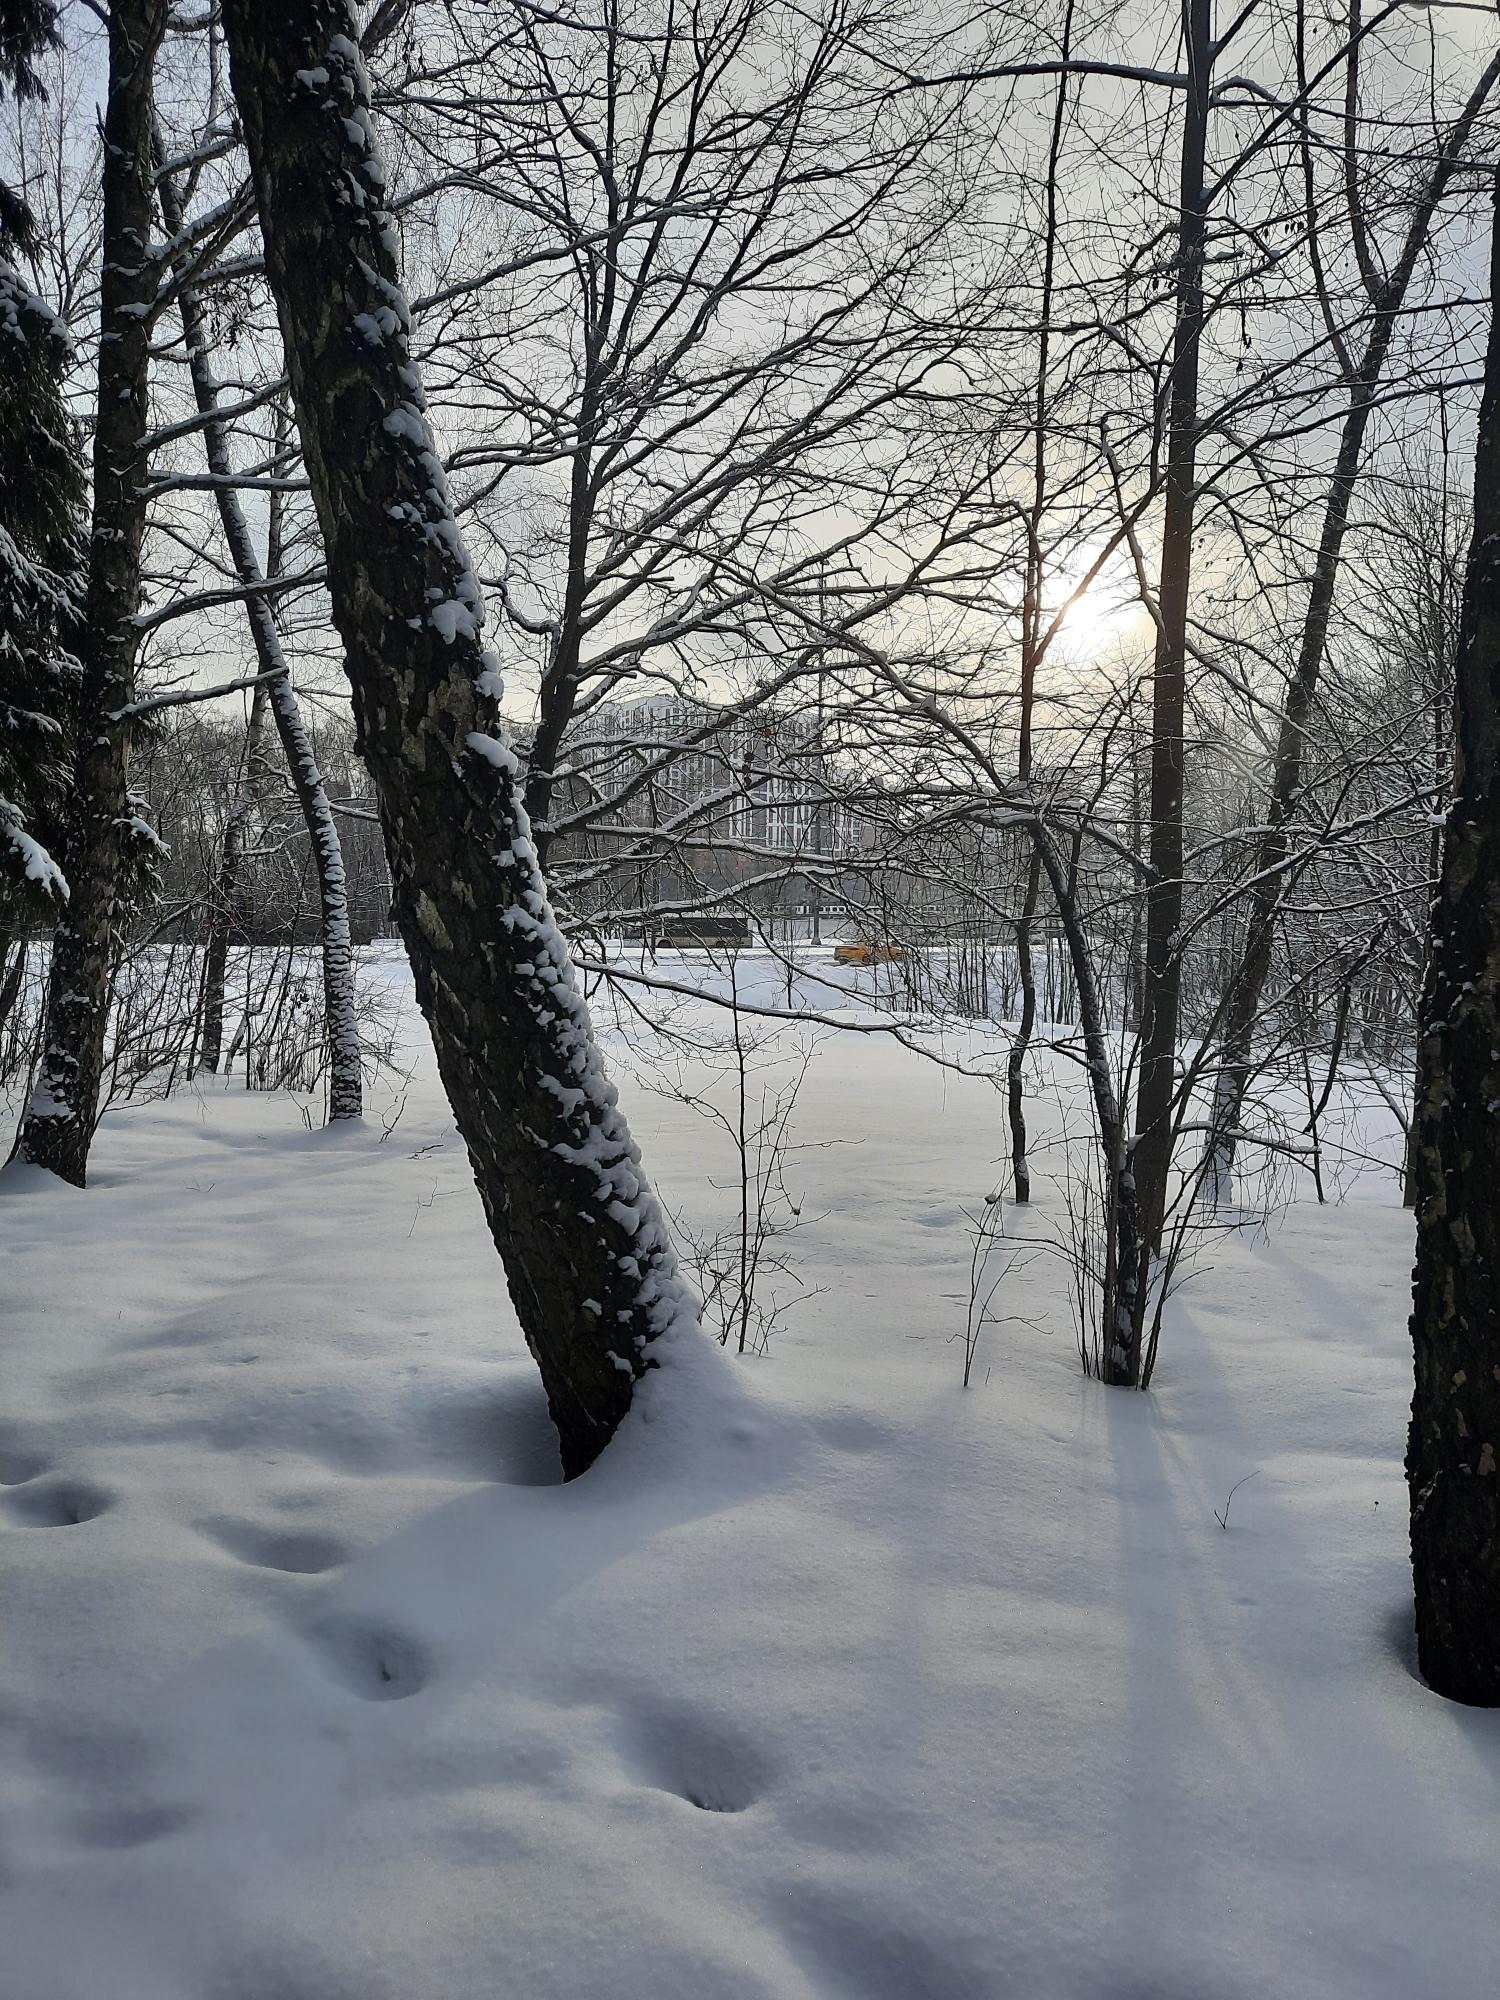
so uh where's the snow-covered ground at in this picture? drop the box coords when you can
[1,952,1494,2000]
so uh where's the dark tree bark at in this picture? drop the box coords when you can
[218,0,696,1474]
[1007,847,1040,1205]
[1009,1,1074,1208]
[1031,826,1143,1377]
[1407,164,1500,1708]
[1127,0,1212,1326]
[14,0,166,1183]
[1203,46,1500,1208]
[158,152,363,1120]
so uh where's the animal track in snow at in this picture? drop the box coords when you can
[615,1698,774,1813]
[0,1444,49,1486]
[300,1613,432,1701]
[3,1477,113,1527]
[410,1372,564,1486]
[195,1516,350,1575]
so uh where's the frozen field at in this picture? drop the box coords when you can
[0,952,1494,2000]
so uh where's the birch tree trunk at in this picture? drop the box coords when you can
[14,0,166,1184]
[158,155,363,1120]
[218,0,696,1474]
[198,679,270,1076]
[1407,163,1500,1708]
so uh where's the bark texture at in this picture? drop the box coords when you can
[219,0,695,1474]
[15,0,166,1183]
[1407,166,1500,1707]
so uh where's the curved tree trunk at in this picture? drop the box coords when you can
[15,0,167,1184]
[1407,163,1500,1708]
[219,0,696,1474]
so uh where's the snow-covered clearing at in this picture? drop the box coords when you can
[1,951,1494,1999]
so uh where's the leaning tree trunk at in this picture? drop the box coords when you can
[14,0,166,1184]
[1203,46,1500,1208]
[1407,163,1500,1708]
[158,155,362,1120]
[1128,0,1212,1307]
[218,0,696,1474]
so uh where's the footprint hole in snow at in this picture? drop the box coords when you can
[618,1701,773,1814]
[3,1478,114,1527]
[302,1615,432,1702]
[684,1786,746,1814]
[0,1446,49,1485]
[411,1372,563,1486]
[196,1516,350,1575]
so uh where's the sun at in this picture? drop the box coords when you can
[1046,560,1142,658]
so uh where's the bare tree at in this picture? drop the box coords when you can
[158,114,364,1120]
[14,0,166,1183]
[218,0,697,1475]
[1124,0,1213,1357]
[1203,33,1500,1208]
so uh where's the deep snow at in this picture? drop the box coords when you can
[0,951,1495,2000]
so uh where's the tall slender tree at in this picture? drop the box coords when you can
[157,139,363,1122]
[1124,0,1213,1374]
[14,0,168,1181]
[1008,0,1076,1209]
[1407,159,1500,1708]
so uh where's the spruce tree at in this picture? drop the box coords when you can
[0,0,85,908]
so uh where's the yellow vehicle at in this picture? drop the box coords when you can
[832,942,906,965]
